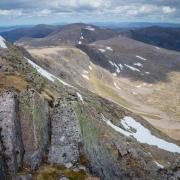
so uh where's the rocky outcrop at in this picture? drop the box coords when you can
[48,95,82,167]
[0,91,24,173]
[19,89,49,170]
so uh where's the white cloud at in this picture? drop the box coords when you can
[0,9,23,16]
[162,6,176,14]
[50,0,109,9]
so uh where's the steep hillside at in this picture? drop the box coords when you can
[121,26,180,52]
[1,37,180,180]
[26,34,180,141]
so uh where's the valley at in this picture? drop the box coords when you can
[0,22,180,180]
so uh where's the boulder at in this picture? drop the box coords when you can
[48,95,82,166]
[0,91,24,172]
[19,89,49,170]
[12,174,33,180]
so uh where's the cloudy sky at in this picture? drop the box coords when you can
[0,0,179,25]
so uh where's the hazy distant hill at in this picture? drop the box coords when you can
[121,26,180,51]
[0,24,60,42]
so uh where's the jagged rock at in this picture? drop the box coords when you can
[19,89,49,170]
[12,174,33,180]
[114,141,127,156]
[48,95,82,166]
[0,91,24,173]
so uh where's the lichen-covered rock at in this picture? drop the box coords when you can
[48,95,82,166]
[19,89,49,170]
[12,174,33,180]
[0,91,24,173]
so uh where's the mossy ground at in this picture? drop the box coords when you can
[34,165,87,180]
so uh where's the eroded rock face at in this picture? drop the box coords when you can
[19,89,49,170]
[48,95,82,166]
[0,91,24,173]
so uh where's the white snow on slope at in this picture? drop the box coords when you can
[78,41,82,45]
[114,63,120,73]
[83,70,89,74]
[0,36,7,49]
[25,57,72,87]
[82,74,89,80]
[106,46,113,51]
[124,64,140,72]
[118,64,124,70]
[109,61,114,66]
[134,62,143,67]
[80,33,84,40]
[102,115,180,153]
[155,46,160,50]
[89,65,92,70]
[112,73,117,77]
[85,26,95,31]
[76,92,84,104]
[98,49,106,53]
[114,82,121,90]
[136,55,147,61]
[154,161,164,169]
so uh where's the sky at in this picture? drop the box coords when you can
[0,0,179,26]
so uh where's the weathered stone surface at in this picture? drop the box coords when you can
[48,95,82,165]
[0,155,6,180]
[0,91,24,172]
[19,89,49,170]
[12,174,33,180]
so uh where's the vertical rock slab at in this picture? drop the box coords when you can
[19,89,49,170]
[48,95,82,166]
[0,91,24,173]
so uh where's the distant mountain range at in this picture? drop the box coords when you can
[0,24,61,42]
[119,26,180,51]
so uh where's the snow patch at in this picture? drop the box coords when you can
[83,70,89,74]
[124,64,140,72]
[136,55,147,61]
[76,92,84,104]
[134,62,143,67]
[112,73,117,77]
[80,33,84,40]
[155,46,160,50]
[78,41,82,45]
[106,46,113,51]
[85,26,95,31]
[0,36,7,49]
[102,115,180,153]
[114,82,121,90]
[82,74,89,80]
[145,72,150,74]
[89,65,92,70]
[98,49,106,53]
[118,64,124,70]
[25,57,72,87]
[154,161,164,169]
[109,61,114,66]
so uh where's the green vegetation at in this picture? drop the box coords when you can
[34,165,87,180]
